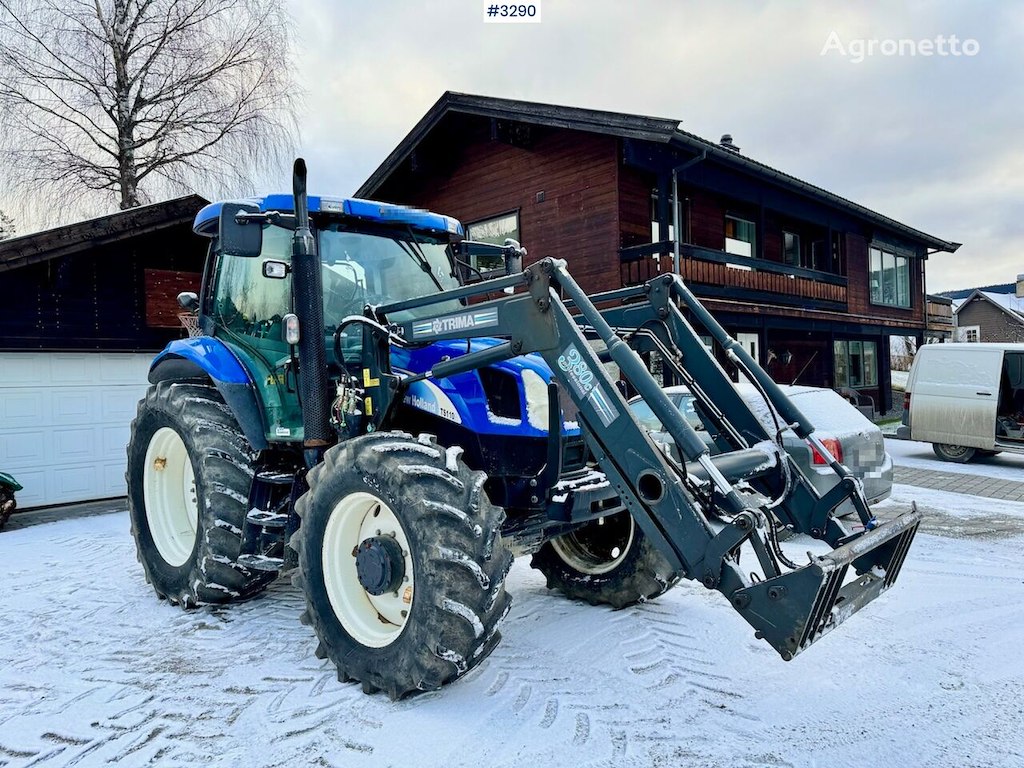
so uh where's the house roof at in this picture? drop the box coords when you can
[954,289,1024,324]
[939,282,1015,300]
[0,194,208,274]
[357,91,961,254]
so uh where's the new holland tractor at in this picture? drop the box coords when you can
[126,160,921,699]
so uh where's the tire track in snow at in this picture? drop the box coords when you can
[0,517,385,766]
[4,514,1023,767]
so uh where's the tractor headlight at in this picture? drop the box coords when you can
[521,368,550,431]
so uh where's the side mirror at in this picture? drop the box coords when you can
[503,238,526,275]
[220,201,263,257]
[177,291,199,311]
[454,239,527,280]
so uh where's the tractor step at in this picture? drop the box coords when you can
[246,509,289,528]
[238,553,284,572]
[732,504,922,660]
[255,470,295,485]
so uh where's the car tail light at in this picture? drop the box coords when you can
[903,392,911,413]
[810,437,843,465]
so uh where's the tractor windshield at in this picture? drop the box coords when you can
[318,225,462,324]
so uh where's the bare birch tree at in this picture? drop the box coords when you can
[0,208,13,239]
[0,0,299,217]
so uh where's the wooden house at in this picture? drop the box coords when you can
[954,290,1024,343]
[357,92,961,415]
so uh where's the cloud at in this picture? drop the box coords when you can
[3,0,1018,293]
[286,1,1021,293]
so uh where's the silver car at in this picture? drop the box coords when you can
[628,384,893,515]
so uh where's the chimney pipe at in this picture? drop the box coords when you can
[720,134,740,153]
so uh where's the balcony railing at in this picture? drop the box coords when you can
[925,296,953,325]
[621,241,847,308]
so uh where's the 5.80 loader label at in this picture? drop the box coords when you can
[557,343,618,427]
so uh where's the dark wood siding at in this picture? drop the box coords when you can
[618,164,652,250]
[688,192,726,251]
[377,122,622,294]
[1,225,204,351]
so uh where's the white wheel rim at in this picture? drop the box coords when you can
[551,514,635,575]
[322,491,414,648]
[143,427,199,567]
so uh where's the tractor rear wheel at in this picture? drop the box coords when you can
[531,511,678,609]
[127,382,276,607]
[293,432,512,699]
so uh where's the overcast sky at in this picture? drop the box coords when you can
[283,0,1020,293]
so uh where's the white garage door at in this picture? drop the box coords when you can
[0,352,153,508]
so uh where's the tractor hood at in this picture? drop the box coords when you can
[392,338,582,438]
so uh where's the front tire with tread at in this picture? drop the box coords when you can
[531,512,678,609]
[127,382,275,607]
[293,432,512,700]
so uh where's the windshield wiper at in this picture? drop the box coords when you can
[396,230,446,294]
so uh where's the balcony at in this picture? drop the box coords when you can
[620,241,847,309]
[926,294,954,339]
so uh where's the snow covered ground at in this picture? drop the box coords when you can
[886,437,1024,481]
[2,476,1023,766]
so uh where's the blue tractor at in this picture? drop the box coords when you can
[127,161,921,699]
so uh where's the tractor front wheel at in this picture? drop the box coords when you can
[293,432,512,699]
[531,511,678,609]
[127,382,276,607]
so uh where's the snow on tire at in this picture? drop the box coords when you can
[127,382,276,607]
[531,511,678,609]
[292,432,513,700]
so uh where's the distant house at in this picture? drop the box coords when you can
[953,290,1024,343]
[0,196,208,507]
[358,92,960,414]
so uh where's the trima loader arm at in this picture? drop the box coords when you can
[366,258,920,660]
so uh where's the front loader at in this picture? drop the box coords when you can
[126,159,919,698]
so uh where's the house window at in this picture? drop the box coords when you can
[959,325,980,343]
[834,339,878,388]
[811,239,826,271]
[783,231,801,266]
[725,214,756,258]
[649,192,685,243]
[466,211,520,272]
[869,245,912,308]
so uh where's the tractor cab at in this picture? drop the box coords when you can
[188,196,510,444]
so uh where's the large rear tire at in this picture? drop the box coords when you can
[293,432,512,699]
[530,511,678,609]
[127,382,276,607]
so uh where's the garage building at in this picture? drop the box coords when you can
[0,197,207,507]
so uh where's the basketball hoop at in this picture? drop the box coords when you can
[178,312,202,337]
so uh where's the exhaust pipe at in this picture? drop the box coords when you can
[290,158,332,467]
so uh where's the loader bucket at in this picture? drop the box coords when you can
[732,504,921,659]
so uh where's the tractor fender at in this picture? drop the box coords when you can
[148,337,269,450]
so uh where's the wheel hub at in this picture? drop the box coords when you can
[354,535,406,596]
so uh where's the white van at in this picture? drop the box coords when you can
[897,342,1024,462]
